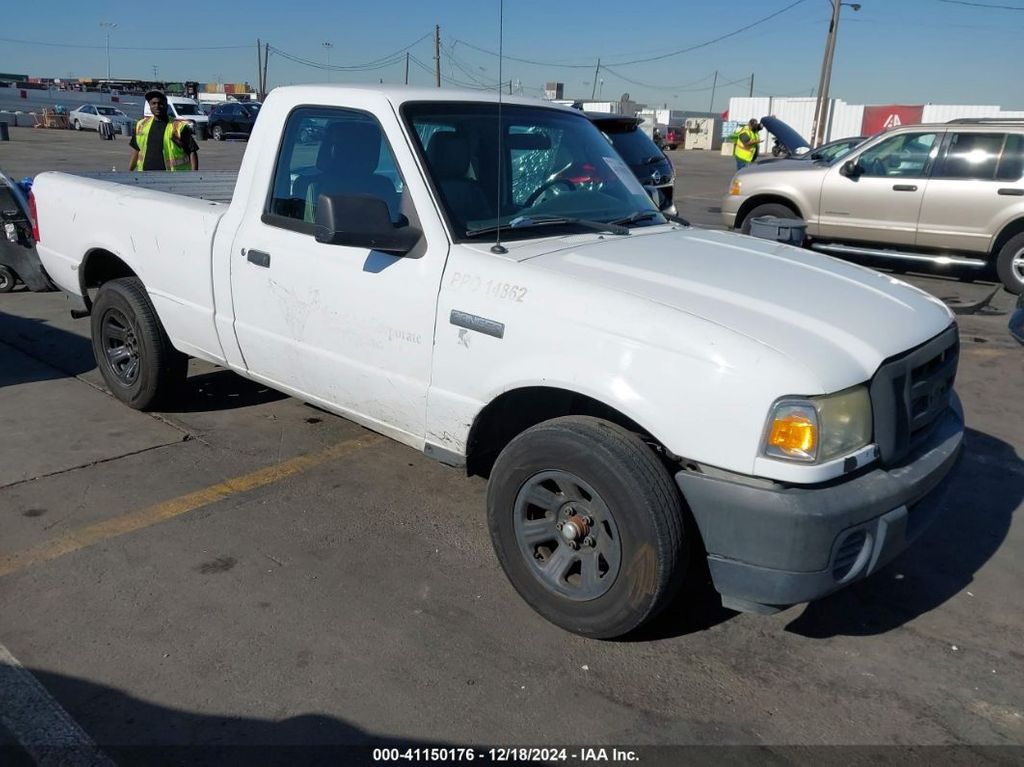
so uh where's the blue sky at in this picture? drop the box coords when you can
[3,0,1022,110]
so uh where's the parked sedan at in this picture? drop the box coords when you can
[69,105,133,132]
[207,102,260,141]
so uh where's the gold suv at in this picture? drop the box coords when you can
[722,119,1024,293]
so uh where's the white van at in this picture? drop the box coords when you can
[143,96,209,130]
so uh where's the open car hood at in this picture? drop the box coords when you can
[761,116,811,156]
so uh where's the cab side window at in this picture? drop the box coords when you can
[267,107,405,230]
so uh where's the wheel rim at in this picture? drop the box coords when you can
[101,308,142,386]
[512,470,622,602]
[0,272,11,290]
[1012,246,1024,283]
[214,127,222,139]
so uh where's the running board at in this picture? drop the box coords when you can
[810,242,987,268]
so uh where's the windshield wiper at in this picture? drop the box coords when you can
[466,215,630,238]
[608,211,664,227]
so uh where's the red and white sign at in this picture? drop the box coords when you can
[862,105,924,136]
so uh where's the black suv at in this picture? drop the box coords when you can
[587,113,676,215]
[207,101,260,141]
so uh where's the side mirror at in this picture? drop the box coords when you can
[840,160,862,178]
[314,194,421,255]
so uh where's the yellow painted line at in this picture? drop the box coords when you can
[0,434,384,578]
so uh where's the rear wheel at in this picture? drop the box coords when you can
[486,416,687,639]
[90,277,188,409]
[996,232,1024,295]
[0,265,17,293]
[740,202,800,235]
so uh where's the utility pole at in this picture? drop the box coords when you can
[749,73,754,98]
[811,1,861,147]
[323,42,333,83]
[99,21,117,81]
[263,43,270,99]
[152,65,158,80]
[591,58,601,100]
[257,39,263,97]
[405,52,410,85]
[708,70,718,113]
[434,25,441,87]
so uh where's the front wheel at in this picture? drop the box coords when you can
[740,202,800,235]
[996,232,1024,295]
[487,416,687,638]
[0,265,17,293]
[212,124,224,141]
[73,120,81,131]
[90,277,188,409]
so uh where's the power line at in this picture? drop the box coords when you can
[268,32,433,73]
[936,0,1024,8]
[600,0,810,65]
[601,65,749,93]
[0,36,250,51]
[453,0,808,70]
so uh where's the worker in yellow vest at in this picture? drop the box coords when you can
[128,91,199,171]
[733,119,762,170]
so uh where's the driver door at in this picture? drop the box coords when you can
[817,131,941,246]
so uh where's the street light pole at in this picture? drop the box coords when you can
[810,2,860,147]
[99,21,118,82]
[323,42,333,83]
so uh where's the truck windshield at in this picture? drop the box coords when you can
[402,102,664,241]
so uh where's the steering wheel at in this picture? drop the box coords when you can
[523,178,576,208]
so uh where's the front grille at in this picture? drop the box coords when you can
[833,530,868,581]
[870,326,959,466]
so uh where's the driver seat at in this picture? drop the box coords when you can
[426,132,492,224]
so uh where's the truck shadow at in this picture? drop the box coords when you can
[4,666,462,766]
[786,427,1021,638]
[162,368,287,414]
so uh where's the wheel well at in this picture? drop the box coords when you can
[735,195,802,230]
[465,386,663,478]
[79,249,137,310]
[992,218,1024,256]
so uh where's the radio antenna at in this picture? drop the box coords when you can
[490,0,508,255]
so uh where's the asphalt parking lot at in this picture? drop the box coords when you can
[1,129,1022,761]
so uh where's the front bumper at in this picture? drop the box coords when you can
[675,395,964,613]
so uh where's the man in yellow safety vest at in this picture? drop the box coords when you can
[733,119,762,170]
[128,90,199,172]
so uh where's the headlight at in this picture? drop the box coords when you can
[729,178,742,195]
[763,386,872,463]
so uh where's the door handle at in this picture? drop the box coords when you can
[892,184,917,192]
[998,188,1024,196]
[246,249,271,268]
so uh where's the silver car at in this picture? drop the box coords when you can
[69,104,134,133]
[723,119,1024,293]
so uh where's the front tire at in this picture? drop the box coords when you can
[73,119,81,131]
[487,416,687,639]
[90,277,187,410]
[0,265,16,293]
[740,202,800,235]
[212,125,224,141]
[996,232,1024,295]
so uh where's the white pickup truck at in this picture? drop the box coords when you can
[32,85,964,637]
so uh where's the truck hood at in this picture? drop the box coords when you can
[521,227,954,391]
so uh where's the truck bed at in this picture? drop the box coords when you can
[72,171,239,204]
